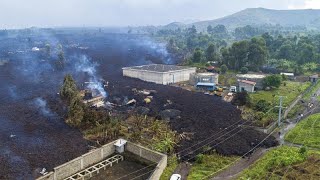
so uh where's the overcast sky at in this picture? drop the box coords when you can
[1,0,319,29]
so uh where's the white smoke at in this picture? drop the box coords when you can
[75,55,107,97]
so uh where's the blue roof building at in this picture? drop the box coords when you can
[196,82,216,91]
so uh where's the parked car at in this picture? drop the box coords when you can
[170,174,181,180]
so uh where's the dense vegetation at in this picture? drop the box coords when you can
[285,113,320,149]
[157,20,320,76]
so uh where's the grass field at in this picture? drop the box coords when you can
[187,153,238,180]
[285,113,320,149]
[250,81,311,107]
[247,81,311,127]
[238,146,309,179]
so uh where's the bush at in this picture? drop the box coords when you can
[262,75,282,89]
[195,153,205,164]
[220,64,228,74]
[240,67,249,74]
[254,100,271,112]
[232,92,251,106]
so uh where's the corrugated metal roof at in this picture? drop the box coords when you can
[196,82,215,86]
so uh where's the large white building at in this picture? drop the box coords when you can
[122,64,196,85]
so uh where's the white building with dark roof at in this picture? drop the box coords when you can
[122,64,196,85]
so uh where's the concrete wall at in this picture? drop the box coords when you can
[37,140,167,180]
[37,140,116,180]
[123,69,164,84]
[126,142,167,180]
[190,73,219,85]
[239,82,255,92]
[123,68,196,85]
[162,68,196,85]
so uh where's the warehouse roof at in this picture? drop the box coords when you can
[122,64,195,72]
[236,74,266,79]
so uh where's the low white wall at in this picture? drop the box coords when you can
[126,142,167,180]
[37,140,116,180]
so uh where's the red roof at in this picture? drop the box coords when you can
[206,66,215,70]
[239,80,256,85]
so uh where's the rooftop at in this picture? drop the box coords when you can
[236,74,266,79]
[122,64,195,72]
[239,80,256,86]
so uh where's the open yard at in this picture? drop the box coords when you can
[245,81,311,127]
[250,81,311,107]
[238,146,320,179]
[285,113,320,149]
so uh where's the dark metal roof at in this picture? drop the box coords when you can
[123,64,194,72]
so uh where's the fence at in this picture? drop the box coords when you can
[37,140,167,180]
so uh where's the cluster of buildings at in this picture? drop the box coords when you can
[122,64,318,94]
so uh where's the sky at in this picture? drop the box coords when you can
[1,0,320,29]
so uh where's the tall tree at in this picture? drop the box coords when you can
[247,37,268,70]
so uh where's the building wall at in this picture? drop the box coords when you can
[190,73,219,85]
[37,140,116,180]
[126,142,167,180]
[37,140,167,180]
[123,69,164,84]
[162,69,196,85]
[239,82,255,92]
[123,68,196,85]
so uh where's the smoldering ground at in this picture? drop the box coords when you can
[0,28,175,179]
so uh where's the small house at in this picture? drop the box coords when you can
[196,82,216,91]
[309,74,319,83]
[238,80,256,93]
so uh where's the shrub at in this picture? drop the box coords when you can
[262,75,282,89]
[254,100,271,112]
[220,64,228,74]
[240,67,249,74]
[196,153,205,164]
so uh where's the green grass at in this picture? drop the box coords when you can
[250,81,311,107]
[187,153,238,180]
[238,146,307,180]
[285,113,320,149]
[160,156,178,180]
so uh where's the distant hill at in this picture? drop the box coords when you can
[165,8,320,30]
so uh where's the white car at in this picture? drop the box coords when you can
[170,174,182,180]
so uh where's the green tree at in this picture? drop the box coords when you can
[60,74,78,103]
[206,43,219,62]
[207,25,213,34]
[220,64,228,74]
[193,48,204,63]
[45,44,51,57]
[66,96,84,127]
[240,67,249,74]
[247,37,268,71]
[262,75,282,88]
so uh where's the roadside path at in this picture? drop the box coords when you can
[211,148,268,180]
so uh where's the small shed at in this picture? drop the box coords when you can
[196,82,216,91]
[309,74,319,83]
[239,80,256,93]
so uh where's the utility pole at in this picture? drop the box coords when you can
[276,96,285,127]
